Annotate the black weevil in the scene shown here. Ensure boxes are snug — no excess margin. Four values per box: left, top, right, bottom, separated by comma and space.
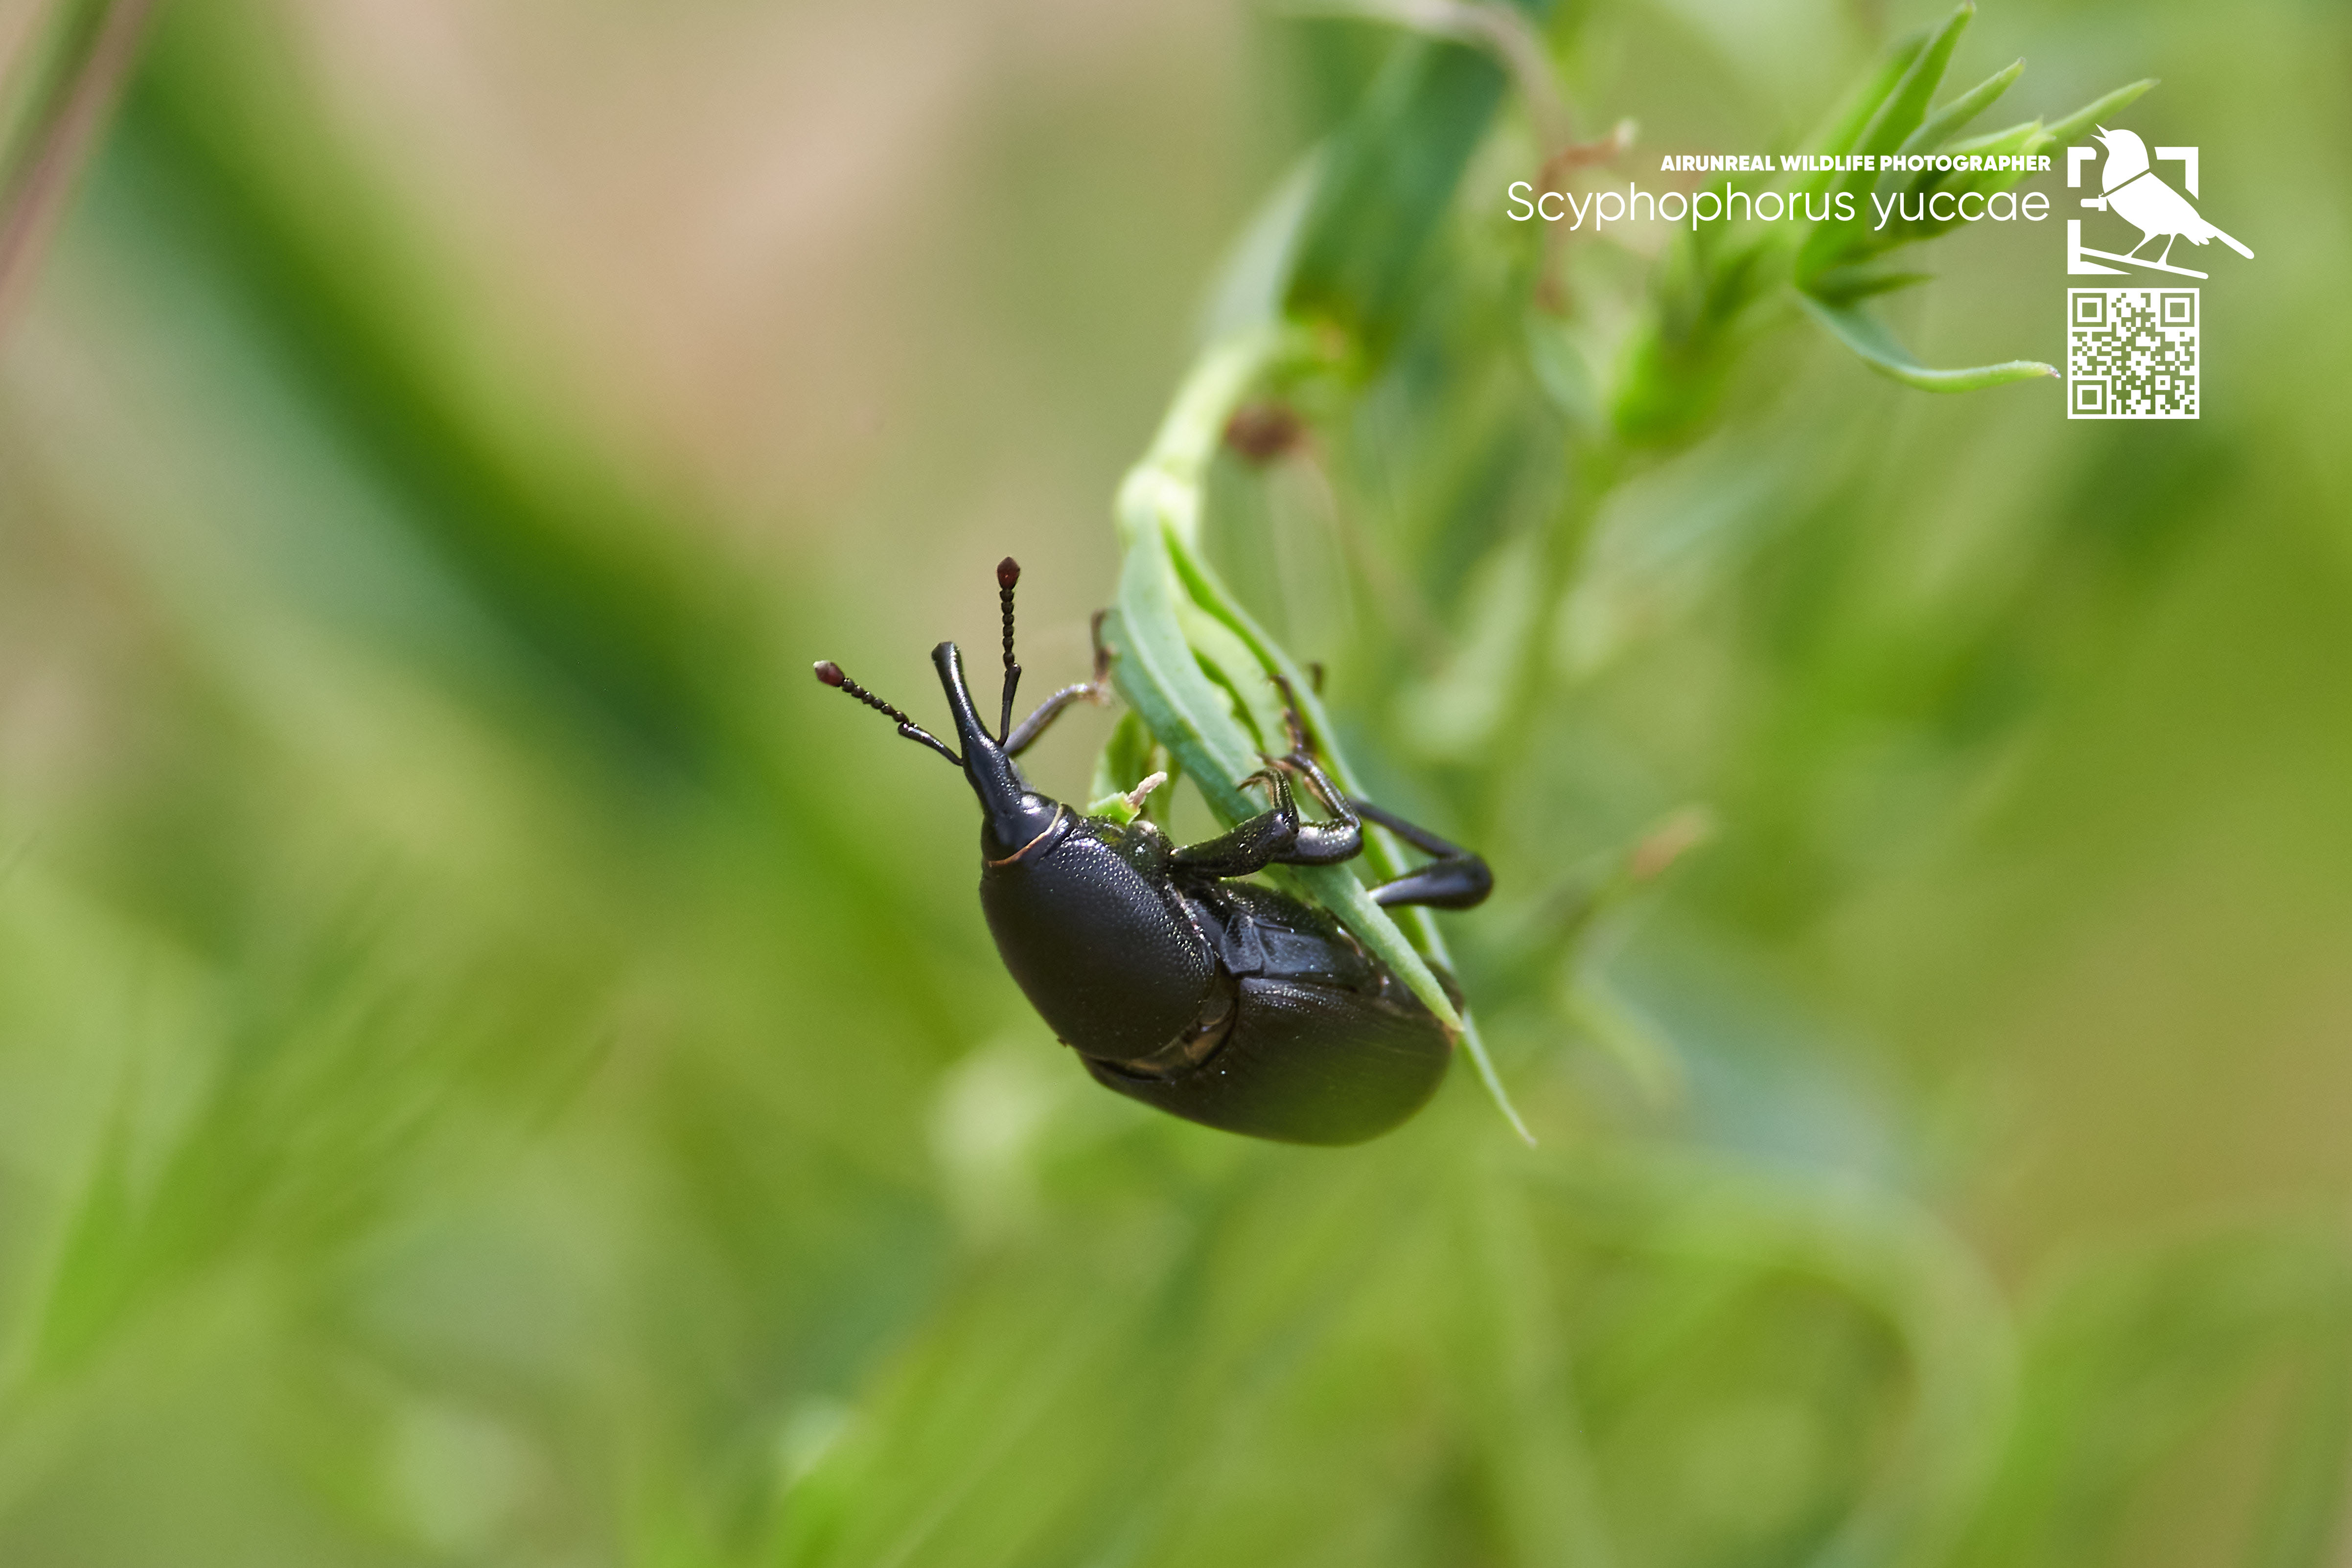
814, 558, 1491, 1145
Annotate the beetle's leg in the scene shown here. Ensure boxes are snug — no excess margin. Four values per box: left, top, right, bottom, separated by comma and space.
1003, 683, 1100, 756
1262, 750, 1487, 906
1354, 801, 1494, 911
1173, 770, 1362, 878
1268, 670, 1314, 757
1268, 749, 1349, 818
1171, 773, 1304, 877
1005, 610, 1113, 757
1253, 673, 1488, 908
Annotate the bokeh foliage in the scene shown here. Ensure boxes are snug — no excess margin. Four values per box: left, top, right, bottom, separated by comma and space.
0, 0, 2347, 1565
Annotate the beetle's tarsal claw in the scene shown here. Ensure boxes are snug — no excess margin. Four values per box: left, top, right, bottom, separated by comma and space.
1264, 750, 1351, 821
1088, 609, 1112, 684
1263, 751, 1316, 786
1266, 671, 1313, 755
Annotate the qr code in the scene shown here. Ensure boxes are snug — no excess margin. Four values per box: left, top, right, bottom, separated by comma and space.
2067, 289, 2198, 419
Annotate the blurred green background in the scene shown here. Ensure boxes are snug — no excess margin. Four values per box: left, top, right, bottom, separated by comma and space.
0, 0, 2349, 1563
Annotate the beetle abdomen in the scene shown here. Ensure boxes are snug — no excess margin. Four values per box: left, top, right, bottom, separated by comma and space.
1082, 971, 1452, 1145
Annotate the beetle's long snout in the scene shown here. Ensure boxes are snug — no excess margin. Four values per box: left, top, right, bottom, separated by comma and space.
933, 642, 1061, 859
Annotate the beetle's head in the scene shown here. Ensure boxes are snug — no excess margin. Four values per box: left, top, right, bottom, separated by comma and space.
930, 638, 1063, 858
812, 558, 1066, 862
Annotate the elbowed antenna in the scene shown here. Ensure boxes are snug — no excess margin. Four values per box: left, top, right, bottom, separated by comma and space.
997, 556, 1022, 745
813, 660, 962, 766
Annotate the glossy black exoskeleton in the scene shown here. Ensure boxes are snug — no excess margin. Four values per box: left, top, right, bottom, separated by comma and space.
814, 559, 1492, 1145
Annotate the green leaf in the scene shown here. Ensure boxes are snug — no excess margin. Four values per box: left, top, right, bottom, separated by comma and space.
1285, 25, 1522, 353
1800, 30, 1927, 163
1945, 115, 2040, 157
1852, 2, 1974, 158
1104, 335, 1532, 1140
1104, 533, 1258, 819
1198, 152, 1323, 343
1932, 117, 2057, 214
1897, 59, 2023, 160
1799, 293, 2052, 393
1087, 710, 1178, 826
1173, 590, 1291, 749
1612, 230, 1775, 445
1805, 263, 1933, 304
2043, 77, 2158, 148
1796, 3, 1971, 280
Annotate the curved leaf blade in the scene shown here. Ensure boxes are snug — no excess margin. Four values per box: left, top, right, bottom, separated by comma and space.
1800, 293, 2052, 393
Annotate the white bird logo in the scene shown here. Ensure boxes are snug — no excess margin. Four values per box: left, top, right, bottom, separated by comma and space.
2083, 126, 2253, 269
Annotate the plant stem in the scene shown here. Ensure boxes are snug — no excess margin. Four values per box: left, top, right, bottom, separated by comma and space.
1111, 323, 1534, 1143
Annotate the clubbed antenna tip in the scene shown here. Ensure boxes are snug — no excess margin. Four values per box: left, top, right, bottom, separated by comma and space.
813, 657, 962, 766
995, 557, 1024, 739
